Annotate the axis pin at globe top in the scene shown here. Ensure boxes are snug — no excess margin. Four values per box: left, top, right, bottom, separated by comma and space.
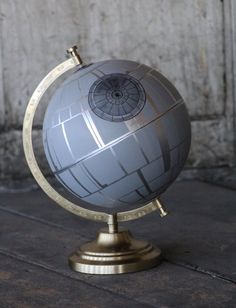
67, 45, 83, 66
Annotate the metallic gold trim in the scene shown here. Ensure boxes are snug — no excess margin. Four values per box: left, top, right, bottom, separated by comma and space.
117, 198, 167, 222
68, 227, 162, 274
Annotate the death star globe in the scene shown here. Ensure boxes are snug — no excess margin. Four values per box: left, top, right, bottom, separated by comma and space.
23, 45, 191, 275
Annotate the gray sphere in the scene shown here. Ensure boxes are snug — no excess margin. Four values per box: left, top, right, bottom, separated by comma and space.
43, 59, 191, 209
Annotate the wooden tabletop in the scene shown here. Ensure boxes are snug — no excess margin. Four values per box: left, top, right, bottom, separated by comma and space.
0, 181, 235, 307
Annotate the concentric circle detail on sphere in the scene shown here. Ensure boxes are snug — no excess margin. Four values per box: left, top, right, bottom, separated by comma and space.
88, 73, 146, 122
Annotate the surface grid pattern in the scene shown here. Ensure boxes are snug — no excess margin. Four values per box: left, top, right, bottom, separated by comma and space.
43, 60, 191, 209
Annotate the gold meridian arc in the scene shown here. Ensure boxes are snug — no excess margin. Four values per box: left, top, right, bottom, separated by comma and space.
22, 55, 160, 224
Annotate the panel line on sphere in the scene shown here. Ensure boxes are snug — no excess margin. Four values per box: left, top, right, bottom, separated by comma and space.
132, 133, 150, 164
81, 163, 107, 189
152, 120, 170, 172
53, 101, 183, 175
68, 169, 91, 194
82, 110, 105, 148
61, 123, 76, 160
137, 170, 152, 194
110, 147, 129, 175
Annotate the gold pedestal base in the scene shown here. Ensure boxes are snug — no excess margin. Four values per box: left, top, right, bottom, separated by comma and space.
68, 228, 162, 274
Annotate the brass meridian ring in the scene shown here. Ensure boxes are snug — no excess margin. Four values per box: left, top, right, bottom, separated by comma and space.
22, 55, 159, 223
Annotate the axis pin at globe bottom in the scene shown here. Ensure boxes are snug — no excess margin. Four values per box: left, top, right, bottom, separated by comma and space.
22, 45, 176, 275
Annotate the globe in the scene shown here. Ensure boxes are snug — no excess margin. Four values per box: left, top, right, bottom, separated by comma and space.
43, 59, 191, 209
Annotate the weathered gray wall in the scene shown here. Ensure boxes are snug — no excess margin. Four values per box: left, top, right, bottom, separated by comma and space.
0, 0, 235, 189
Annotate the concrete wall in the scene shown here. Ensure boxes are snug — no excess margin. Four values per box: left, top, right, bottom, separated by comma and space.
0, 0, 235, 189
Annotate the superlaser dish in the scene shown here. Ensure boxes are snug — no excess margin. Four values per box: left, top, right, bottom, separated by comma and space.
23, 46, 191, 274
